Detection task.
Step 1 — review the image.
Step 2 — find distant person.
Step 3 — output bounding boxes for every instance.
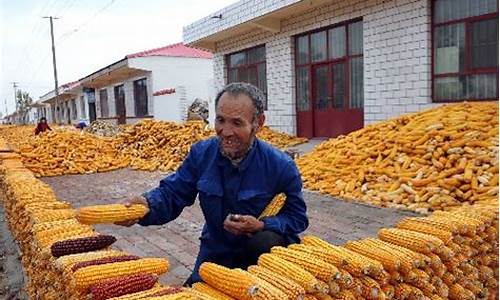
[34,117,51,135]
[75,119,88,130]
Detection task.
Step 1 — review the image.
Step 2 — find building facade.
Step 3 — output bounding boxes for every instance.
[184,0,498,137]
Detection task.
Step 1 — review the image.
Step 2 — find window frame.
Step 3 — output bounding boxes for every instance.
[431,0,499,102]
[225,44,267,110]
[294,17,363,112]
[133,78,148,117]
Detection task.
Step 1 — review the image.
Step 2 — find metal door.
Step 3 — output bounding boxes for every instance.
[114,85,126,124]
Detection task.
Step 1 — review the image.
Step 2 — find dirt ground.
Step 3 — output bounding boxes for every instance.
[1,167,419,294]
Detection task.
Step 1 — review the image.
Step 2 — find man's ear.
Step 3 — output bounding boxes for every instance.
[256,114,265,131]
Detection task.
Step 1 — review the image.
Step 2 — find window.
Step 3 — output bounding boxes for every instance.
[133,78,148,117]
[433,0,498,101]
[71,99,77,119]
[226,45,267,109]
[80,96,86,119]
[99,89,109,117]
[295,19,363,111]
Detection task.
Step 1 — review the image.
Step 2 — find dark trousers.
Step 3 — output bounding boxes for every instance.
[183,230,291,287]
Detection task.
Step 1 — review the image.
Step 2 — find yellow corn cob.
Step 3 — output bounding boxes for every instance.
[448,283,474,300]
[395,219,453,244]
[288,243,348,267]
[77,204,149,224]
[244,270,288,300]
[303,295,317,300]
[336,269,354,289]
[270,246,341,282]
[402,217,460,235]
[257,253,323,294]
[31,218,79,232]
[191,283,236,300]
[394,283,424,300]
[36,227,96,249]
[258,193,286,219]
[358,276,384,300]
[345,240,401,272]
[198,263,258,300]
[429,215,476,236]
[108,286,183,300]
[186,288,219,300]
[378,228,444,254]
[34,223,93,243]
[301,236,382,276]
[332,290,356,300]
[381,284,394,299]
[147,292,195,300]
[247,265,305,300]
[311,292,332,300]
[73,258,169,291]
[30,208,77,224]
[55,249,126,273]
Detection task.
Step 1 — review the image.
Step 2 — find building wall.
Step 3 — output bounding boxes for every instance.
[208,0,436,134]
[129,56,214,122]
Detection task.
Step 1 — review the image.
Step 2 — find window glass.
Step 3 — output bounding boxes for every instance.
[311,31,327,62]
[329,27,346,59]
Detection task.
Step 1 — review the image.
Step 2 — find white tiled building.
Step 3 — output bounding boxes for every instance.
[184,0,498,138]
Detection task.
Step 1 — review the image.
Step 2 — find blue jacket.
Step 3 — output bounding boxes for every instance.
[139,137,308,282]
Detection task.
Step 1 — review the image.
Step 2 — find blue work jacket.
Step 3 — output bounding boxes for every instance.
[139,137,308,282]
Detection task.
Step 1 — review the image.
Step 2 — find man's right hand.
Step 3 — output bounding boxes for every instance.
[114,195,149,227]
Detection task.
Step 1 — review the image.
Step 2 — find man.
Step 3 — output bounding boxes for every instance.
[119,82,308,285]
[34,117,52,135]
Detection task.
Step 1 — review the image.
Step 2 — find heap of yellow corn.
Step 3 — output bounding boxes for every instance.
[20,130,128,177]
[298,102,499,212]
[190,199,498,300]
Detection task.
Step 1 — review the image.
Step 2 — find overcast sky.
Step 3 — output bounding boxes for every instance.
[0,0,235,116]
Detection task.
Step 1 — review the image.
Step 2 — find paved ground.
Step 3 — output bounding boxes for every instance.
[36,168,419,286]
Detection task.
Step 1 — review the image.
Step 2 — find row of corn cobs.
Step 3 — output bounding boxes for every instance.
[0,120,307,177]
[298,102,499,213]
[191,199,498,300]
[0,141,224,300]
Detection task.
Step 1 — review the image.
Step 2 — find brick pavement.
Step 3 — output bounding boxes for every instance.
[41,168,420,286]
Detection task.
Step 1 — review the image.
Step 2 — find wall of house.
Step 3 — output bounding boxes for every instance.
[203,0,436,134]
[129,56,214,123]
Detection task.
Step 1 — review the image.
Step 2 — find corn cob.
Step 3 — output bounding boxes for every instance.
[381,284,394,299]
[270,246,341,282]
[107,286,176,300]
[448,283,474,300]
[378,228,444,254]
[247,265,305,300]
[401,217,460,235]
[198,263,258,300]
[191,282,236,300]
[31,209,76,223]
[311,293,332,300]
[71,255,141,272]
[55,249,126,273]
[257,253,323,294]
[358,276,384,300]
[394,283,424,300]
[34,223,93,243]
[73,258,169,291]
[186,288,219,300]
[395,219,453,244]
[336,269,354,289]
[147,292,195,299]
[31,218,79,232]
[90,273,158,300]
[244,270,288,300]
[288,243,348,267]
[36,227,96,249]
[258,193,286,219]
[77,203,149,224]
[331,290,356,300]
[345,240,401,272]
[51,234,116,257]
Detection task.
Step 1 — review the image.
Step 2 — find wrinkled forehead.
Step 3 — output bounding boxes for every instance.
[216,92,256,120]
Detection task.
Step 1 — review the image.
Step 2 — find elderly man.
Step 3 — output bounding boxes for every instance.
[120,82,308,286]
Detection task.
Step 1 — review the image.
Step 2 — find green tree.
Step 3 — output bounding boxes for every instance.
[16,90,33,124]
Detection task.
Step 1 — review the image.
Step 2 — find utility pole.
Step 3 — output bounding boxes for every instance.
[43,16,60,124]
[9,82,18,123]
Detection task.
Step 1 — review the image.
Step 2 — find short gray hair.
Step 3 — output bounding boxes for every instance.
[215,82,265,117]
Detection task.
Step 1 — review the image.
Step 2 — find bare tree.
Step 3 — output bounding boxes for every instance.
[16,90,33,124]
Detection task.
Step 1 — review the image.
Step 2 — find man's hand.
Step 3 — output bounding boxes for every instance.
[114,195,149,227]
[223,214,264,236]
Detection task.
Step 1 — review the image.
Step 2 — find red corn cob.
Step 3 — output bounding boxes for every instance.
[51,234,116,257]
[90,273,158,300]
[71,255,140,272]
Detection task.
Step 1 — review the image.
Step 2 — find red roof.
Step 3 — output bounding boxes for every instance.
[153,88,176,96]
[126,43,213,59]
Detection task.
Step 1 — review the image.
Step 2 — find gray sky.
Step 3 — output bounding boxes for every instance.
[0,0,235,116]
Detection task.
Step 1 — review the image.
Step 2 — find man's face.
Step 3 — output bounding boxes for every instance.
[215,92,264,160]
